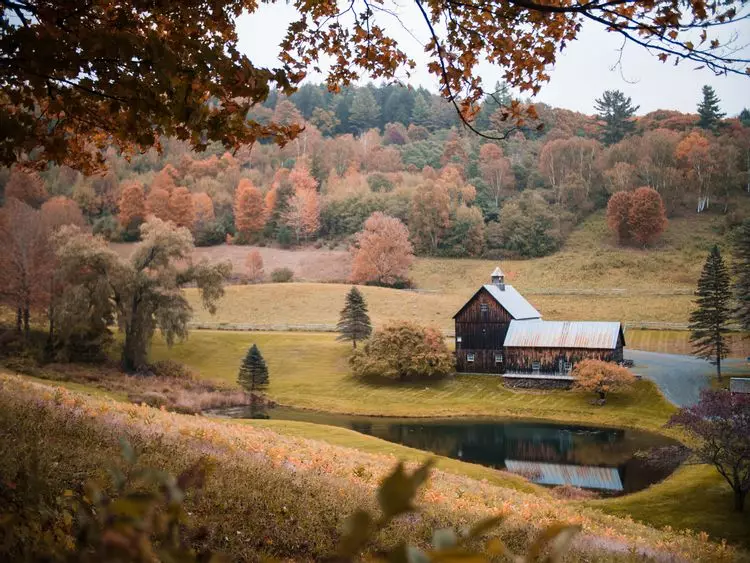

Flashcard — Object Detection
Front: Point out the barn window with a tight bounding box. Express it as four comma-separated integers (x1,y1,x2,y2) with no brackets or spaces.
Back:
456,336,462,343
494,354,503,364
531,361,541,374
467,353,475,363
563,361,572,373
480,303,489,312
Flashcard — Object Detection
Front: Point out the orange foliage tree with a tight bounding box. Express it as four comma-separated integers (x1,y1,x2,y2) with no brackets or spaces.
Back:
233,179,267,241
284,188,320,243
289,160,319,193
146,188,172,221
573,359,636,404
168,187,196,228
675,130,714,211
409,180,451,254
606,191,633,244
5,168,48,208
350,212,414,286
628,187,668,246
245,249,264,283
40,196,85,232
118,181,146,228
192,192,215,226
479,143,513,207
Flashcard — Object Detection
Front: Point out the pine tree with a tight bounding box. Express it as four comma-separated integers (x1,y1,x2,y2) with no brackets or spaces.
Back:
593,90,639,145
349,88,381,132
238,344,269,391
337,286,372,349
740,108,750,128
697,85,726,131
410,93,431,128
733,220,750,331
689,245,732,378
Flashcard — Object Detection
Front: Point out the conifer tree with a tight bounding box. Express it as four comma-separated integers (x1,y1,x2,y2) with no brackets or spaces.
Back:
238,344,269,391
337,286,373,349
697,85,726,131
733,220,750,331
593,90,639,145
689,245,732,379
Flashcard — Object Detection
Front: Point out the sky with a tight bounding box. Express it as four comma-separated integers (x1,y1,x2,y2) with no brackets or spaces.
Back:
236,2,750,117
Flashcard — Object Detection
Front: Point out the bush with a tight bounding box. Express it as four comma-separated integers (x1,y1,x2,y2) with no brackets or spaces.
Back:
350,321,454,381
276,225,293,247
193,219,227,246
149,359,196,380
92,214,120,241
367,173,394,193
270,267,294,283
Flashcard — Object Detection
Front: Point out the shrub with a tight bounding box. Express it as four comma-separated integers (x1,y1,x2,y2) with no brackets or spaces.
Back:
367,173,394,193
92,214,119,241
350,321,454,381
271,267,294,283
245,249,264,282
573,359,636,404
149,359,196,380
276,225,293,247
193,219,227,246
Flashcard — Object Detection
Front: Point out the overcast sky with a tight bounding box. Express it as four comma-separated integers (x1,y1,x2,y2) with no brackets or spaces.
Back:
236,3,750,116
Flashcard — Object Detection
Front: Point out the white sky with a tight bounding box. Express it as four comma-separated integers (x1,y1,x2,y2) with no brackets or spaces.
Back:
236,2,750,116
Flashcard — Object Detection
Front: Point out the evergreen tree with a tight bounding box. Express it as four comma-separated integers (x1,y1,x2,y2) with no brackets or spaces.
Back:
593,90,639,145
238,344,269,391
349,88,381,132
689,245,732,378
697,85,726,130
475,81,511,131
411,93,432,128
739,108,750,128
337,286,372,349
733,220,750,331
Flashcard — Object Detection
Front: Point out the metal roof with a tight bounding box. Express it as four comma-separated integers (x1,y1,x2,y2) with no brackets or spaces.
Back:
504,460,623,491
504,320,623,349
730,378,750,394
482,284,542,320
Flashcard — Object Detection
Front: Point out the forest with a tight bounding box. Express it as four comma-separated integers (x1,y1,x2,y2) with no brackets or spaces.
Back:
2,82,749,264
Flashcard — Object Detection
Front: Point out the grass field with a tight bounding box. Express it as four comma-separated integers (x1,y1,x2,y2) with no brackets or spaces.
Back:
149,330,677,433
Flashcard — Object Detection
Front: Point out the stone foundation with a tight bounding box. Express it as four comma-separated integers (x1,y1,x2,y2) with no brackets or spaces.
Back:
502,375,574,390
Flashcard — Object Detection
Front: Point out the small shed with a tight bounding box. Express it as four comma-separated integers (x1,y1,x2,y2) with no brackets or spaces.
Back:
730,378,750,395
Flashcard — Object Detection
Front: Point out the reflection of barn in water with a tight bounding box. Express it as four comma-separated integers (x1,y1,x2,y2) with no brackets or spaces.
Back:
369,420,667,493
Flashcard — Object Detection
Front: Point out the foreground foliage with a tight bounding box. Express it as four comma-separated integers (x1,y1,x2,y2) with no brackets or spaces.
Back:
0,373,741,561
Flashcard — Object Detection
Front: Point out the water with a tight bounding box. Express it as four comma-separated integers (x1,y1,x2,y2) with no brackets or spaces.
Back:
214,405,680,494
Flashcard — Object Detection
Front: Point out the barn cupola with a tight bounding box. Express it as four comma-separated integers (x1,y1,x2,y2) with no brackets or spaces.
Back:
491,266,505,291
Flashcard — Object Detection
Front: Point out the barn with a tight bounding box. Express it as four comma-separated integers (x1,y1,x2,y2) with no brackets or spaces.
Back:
454,267,625,383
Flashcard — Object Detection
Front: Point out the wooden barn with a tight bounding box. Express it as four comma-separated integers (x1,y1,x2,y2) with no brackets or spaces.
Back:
454,268,625,380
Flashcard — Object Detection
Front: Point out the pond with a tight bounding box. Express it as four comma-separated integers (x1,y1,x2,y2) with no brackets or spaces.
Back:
214,405,680,495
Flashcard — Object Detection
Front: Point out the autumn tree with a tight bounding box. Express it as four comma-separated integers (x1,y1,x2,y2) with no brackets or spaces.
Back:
606,191,632,244
2,0,743,172
628,187,667,246
410,182,451,254
350,322,454,381
689,245,732,379
146,188,172,222
245,249,265,283
40,196,85,232
479,143,514,207
594,90,639,145
573,359,636,405
238,344,269,391
337,286,373,349
167,187,195,229
192,192,215,226
676,131,714,211
233,179,267,242
668,390,750,512
734,220,750,332
350,212,414,286
54,218,231,371
0,199,52,335
4,168,48,208
118,181,147,231
283,188,321,243
697,85,726,131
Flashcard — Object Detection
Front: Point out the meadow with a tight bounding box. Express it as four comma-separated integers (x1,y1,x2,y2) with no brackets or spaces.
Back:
1,373,743,561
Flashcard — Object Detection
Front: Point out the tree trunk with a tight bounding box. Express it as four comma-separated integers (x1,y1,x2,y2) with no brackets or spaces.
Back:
16,307,22,333
23,306,30,339
716,353,722,380
598,390,607,404
352,338,357,350
734,488,746,512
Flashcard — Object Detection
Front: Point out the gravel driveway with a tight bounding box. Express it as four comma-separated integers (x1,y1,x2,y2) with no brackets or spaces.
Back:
625,349,749,407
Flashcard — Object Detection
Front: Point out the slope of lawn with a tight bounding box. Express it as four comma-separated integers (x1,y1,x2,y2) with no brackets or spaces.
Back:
0,373,740,561
149,331,676,433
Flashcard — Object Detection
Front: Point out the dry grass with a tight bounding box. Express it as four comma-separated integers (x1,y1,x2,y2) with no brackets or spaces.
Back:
626,330,750,358
0,372,742,561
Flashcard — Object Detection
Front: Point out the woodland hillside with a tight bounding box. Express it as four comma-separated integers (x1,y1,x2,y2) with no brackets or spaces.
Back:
2,83,749,265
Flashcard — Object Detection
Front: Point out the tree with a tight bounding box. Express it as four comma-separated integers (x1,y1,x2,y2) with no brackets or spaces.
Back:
0,199,52,335
118,181,147,230
3,1,743,171
168,187,195,229
675,130,715,211
54,218,231,371
628,187,667,246
668,390,750,512
350,322,454,381
245,249,264,283
192,192,215,226
337,286,373,349
689,245,732,379
233,179,267,241
349,88,381,132
573,359,636,404
410,182,451,254
734,220,750,331
350,213,414,285
146,188,172,222
697,85,726,131
237,344,270,391
594,90,639,145
5,168,48,208
40,196,85,232
283,188,320,243
740,108,750,128
479,143,513,207
606,191,633,244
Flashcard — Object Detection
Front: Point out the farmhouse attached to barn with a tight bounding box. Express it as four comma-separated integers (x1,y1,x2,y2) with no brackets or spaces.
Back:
454,267,625,386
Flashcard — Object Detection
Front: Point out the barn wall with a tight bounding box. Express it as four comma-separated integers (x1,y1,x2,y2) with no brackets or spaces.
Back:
455,287,512,375
454,287,513,324
504,347,619,373
456,349,504,374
